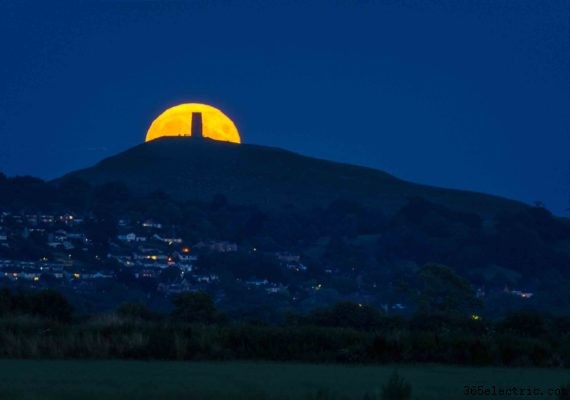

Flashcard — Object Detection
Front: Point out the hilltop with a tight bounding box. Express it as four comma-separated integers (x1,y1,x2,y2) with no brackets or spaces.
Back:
59,137,527,217
2,137,570,318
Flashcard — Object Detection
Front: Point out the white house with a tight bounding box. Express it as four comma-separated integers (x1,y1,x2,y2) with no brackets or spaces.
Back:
142,220,163,229
195,240,238,252
173,251,198,262
152,234,183,244
118,232,147,242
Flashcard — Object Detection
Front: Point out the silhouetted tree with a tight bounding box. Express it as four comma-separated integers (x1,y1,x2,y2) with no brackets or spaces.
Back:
307,301,385,330
171,292,221,324
500,310,548,337
116,302,156,321
416,263,481,315
57,177,92,209
28,290,74,322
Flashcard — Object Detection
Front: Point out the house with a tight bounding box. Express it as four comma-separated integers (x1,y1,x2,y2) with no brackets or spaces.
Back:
39,215,55,225
60,213,80,225
133,253,168,262
194,240,238,253
0,212,11,223
108,253,134,266
0,231,7,247
3,270,21,281
505,287,534,299
133,268,161,279
158,280,191,295
173,251,198,262
25,214,38,226
117,232,147,242
67,232,87,241
503,286,534,299
177,263,193,273
275,252,301,263
117,218,130,227
286,263,307,272
82,272,114,280
54,229,68,242
142,220,163,229
19,271,42,281
194,274,219,283
266,284,288,294
245,279,269,287
476,287,485,299
152,234,182,244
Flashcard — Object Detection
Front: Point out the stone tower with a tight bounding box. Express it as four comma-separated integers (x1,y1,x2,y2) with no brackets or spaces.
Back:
191,112,203,138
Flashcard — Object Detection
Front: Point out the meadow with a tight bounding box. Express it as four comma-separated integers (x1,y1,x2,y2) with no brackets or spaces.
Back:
0,360,568,400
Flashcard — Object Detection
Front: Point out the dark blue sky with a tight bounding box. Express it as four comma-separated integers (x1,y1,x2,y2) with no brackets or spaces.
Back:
1,1,569,214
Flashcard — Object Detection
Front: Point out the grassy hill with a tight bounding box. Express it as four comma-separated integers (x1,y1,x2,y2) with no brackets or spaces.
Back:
58,137,527,216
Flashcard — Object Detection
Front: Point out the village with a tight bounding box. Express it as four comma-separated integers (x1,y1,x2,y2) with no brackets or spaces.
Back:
0,208,535,314
0,209,314,304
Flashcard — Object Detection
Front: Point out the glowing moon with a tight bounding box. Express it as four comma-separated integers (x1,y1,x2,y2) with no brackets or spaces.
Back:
146,103,241,144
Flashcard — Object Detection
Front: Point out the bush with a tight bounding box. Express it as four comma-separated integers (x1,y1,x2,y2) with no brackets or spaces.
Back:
116,302,156,321
381,371,411,400
500,310,548,337
307,302,385,331
27,290,74,322
171,292,222,324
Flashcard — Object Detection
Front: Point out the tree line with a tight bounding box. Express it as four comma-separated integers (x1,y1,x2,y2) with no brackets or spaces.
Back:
1,288,569,367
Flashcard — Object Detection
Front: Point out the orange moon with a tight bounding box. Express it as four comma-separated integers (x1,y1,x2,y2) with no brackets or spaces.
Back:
146,103,241,144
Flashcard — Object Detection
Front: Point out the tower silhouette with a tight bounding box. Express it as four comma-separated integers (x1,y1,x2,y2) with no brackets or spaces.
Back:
191,112,203,138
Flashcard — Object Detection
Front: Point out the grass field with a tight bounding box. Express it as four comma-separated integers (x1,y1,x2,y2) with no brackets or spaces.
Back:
0,360,569,400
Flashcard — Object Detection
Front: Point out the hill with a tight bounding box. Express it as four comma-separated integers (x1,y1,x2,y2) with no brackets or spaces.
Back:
58,137,527,217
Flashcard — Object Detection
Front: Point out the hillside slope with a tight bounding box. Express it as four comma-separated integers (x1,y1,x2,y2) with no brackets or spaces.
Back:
58,137,527,216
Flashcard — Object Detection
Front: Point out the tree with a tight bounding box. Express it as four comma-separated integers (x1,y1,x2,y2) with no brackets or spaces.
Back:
159,266,182,284
0,287,13,317
11,290,74,322
116,302,155,321
84,218,117,255
416,263,481,315
171,292,221,324
500,310,548,337
57,177,92,209
92,181,131,217
308,301,385,330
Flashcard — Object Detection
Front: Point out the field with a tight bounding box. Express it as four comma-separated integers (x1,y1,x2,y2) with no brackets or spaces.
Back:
0,360,568,400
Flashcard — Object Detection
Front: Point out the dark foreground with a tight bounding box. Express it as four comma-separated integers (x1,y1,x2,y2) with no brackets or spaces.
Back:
0,360,568,400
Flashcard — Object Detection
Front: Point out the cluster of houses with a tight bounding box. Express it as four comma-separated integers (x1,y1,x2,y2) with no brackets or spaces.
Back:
504,286,534,299
1,210,532,310
0,210,309,298
475,285,534,300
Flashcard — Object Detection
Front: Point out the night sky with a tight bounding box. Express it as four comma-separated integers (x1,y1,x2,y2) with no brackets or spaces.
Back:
1,1,569,214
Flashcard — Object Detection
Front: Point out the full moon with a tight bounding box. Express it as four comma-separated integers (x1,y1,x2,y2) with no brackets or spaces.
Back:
145,103,241,144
